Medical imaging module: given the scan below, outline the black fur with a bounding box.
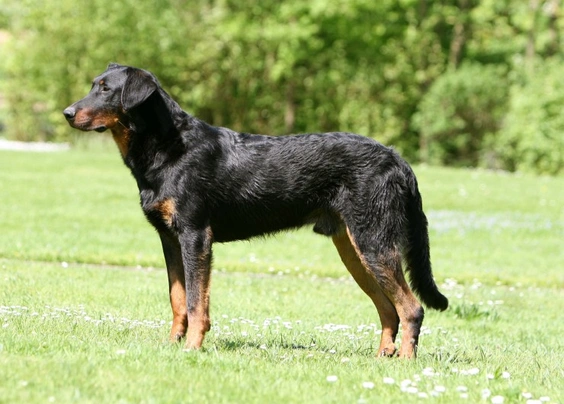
[63,64,447,354]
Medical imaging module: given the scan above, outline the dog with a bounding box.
[63,63,448,358]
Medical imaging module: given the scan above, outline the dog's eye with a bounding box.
[101,85,110,93]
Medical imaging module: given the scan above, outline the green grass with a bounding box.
[1,148,563,403]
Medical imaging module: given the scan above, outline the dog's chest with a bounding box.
[139,188,178,232]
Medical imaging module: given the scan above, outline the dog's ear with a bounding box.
[121,68,158,112]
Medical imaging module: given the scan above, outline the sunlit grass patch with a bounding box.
[428,210,564,234]
[451,302,499,321]
[1,260,563,403]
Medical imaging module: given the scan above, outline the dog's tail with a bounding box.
[402,164,448,311]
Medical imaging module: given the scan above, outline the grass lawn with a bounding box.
[1,148,563,403]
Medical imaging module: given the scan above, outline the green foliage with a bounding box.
[495,59,564,175]
[413,63,509,167]
[0,0,563,174]
[0,0,455,161]
[1,0,415,144]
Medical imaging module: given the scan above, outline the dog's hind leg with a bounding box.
[160,232,188,342]
[332,229,399,357]
[335,226,424,358]
[369,245,424,359]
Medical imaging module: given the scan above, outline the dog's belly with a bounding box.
[210,210,308,242]
[209,204,339,242]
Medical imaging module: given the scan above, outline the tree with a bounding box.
[412,63,509,167]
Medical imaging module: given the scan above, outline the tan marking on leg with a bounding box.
[332,229,399,357]
[394,282,424,359]
[374,249,423,359]
[184,302,211,350]
[168,269,188,342]
[160,232,188,342]
[184,226,213,350]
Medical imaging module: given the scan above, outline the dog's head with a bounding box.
[63,63,159,132]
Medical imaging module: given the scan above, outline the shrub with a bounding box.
[413,63,509,168]
[495,59,564,175]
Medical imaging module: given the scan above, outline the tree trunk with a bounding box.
[449,0,471,70]
[526,0,540,62]
[545,0,560,57]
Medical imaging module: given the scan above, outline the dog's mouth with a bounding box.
[66,120,107,133]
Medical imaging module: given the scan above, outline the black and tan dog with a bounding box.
[63,63,447,358]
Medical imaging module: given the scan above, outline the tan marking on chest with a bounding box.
[155,198,177,227]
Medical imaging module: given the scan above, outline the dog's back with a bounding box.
[189,127,401,242]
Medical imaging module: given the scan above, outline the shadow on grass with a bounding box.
[207,336,380,358]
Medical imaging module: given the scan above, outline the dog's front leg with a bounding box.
[179,226,213,350]
[159,231,188,342]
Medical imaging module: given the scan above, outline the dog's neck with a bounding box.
[110,121,133,160]
[117,90,195,183]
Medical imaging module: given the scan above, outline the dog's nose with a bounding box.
[63,107,76,120]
